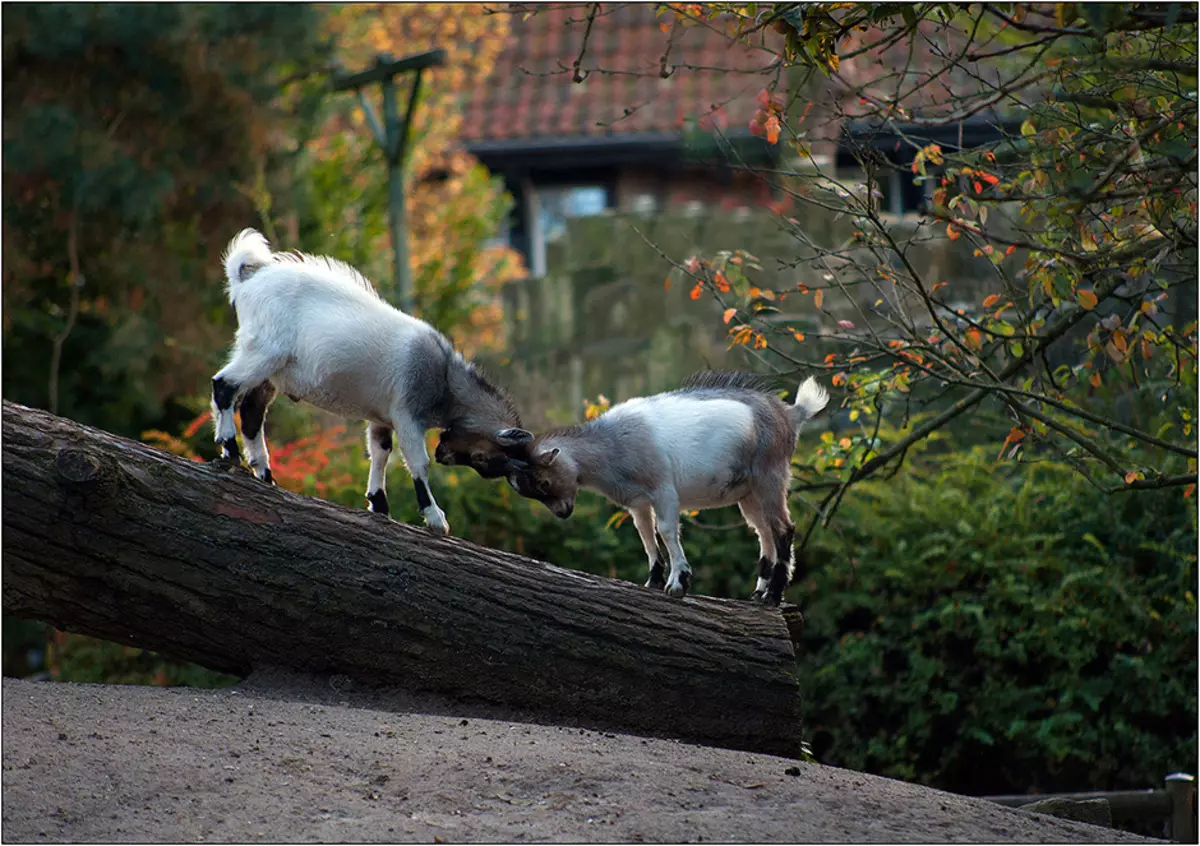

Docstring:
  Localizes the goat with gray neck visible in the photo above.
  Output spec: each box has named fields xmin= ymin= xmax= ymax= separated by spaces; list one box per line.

xmin=506 ymin=371 xmax=829 ymax=606
xmin=211 ymin=229 xmax=531 ymax=535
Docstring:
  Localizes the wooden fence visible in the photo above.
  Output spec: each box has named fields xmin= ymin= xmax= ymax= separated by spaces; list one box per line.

xmin=983 ymin=773 xmax=1196 ymax=842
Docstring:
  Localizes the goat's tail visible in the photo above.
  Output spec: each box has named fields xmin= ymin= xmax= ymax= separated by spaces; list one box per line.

xmin=789 ymin=376 xmax=829 ymax=428
xmin=222 ymin=228 xmax=274 ymax=300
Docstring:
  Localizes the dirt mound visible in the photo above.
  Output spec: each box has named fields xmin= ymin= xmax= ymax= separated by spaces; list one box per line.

xmin=1 ymin=675 xmax=1157 ymax=843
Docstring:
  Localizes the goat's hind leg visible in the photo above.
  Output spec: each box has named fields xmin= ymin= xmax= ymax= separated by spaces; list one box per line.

xmin=630 ymin=505 xmax=666 ymax=590
xmin=365 ymin=423 xmax=393 ymax=516
xmin=759 ymin=490 xmax=796 ymax=608
xmin=239 ymin=381 xmax=278 ymax=484
xmin=738 ymin=498 xmax=776 ymax=603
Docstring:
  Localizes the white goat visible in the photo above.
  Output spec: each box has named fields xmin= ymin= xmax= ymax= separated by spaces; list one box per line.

xmin=211 ymin=229 xmax=532 ymax=534
xmin=505 ymin=371 xmax=829 ymax=606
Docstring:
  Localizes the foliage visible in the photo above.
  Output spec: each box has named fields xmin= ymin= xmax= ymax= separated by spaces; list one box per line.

xmin=1 ymin=3 xmax=332 ymax=437
xmin=541 ymin=1 xmax=1198 ymax=555
xmin=800 ymin=442 xmax=1197 ymax=795
xmin=44 ymin=629 xmax=238 ymax=689
xmin=286 ymin=3 xmax=526 ymax=352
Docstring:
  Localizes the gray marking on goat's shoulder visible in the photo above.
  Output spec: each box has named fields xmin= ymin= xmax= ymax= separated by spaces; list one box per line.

xmin=401 ymin=332 xmax=454 ymax=430
xmin=440 ymin=335 xmax=523 ymax=431
xmin=563 ymin=414 xmax=664 ymax=506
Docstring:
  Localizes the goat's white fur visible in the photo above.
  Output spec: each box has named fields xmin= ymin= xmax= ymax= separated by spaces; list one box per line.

xmin=212 ymin=228 xmax=524 ymax=534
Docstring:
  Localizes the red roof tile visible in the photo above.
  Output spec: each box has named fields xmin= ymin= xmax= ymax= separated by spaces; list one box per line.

xmin=461 ymin=3 xmax=784 ymax=144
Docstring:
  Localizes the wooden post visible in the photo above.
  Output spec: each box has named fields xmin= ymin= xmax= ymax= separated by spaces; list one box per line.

xmin=1165 ymin=773 xmax=1196 ymax=843
xmin=332 ymin=49 xmax=445 ymax=314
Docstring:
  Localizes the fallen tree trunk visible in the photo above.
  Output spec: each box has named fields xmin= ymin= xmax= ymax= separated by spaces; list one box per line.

xmin=2 ymin=401 xmax=804 ymax=757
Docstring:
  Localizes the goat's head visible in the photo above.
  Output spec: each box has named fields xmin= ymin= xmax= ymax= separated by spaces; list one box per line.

xmin=505 ymin=445 xmax=576 ymax=519
xmin=435 ymin=426 xmax=533 ymax=479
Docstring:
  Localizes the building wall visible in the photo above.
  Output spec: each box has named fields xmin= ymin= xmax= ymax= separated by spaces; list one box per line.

xmin=481 ymin=205 xmax=989 ymax=428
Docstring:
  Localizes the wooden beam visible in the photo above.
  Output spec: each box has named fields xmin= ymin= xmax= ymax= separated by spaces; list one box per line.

xmin=330 ymin=50 xmax=446 ymax=92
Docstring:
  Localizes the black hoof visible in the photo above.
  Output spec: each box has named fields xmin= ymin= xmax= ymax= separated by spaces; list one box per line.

xmin=209 ymin=454 xmax=242 ymax=472
xmin=645 ymin=558 xmax=667 ymax=590
xmin=366 ymin=490 xmax=389 ymax=516
xmin=763 ymin=592 xmax=783 ymax=608
xmin=751 ymin=589 xmax=766 ymax=604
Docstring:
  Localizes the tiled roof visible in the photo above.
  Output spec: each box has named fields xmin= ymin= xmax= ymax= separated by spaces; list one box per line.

xmin=460 ymin=3 xmax=783 ymax=145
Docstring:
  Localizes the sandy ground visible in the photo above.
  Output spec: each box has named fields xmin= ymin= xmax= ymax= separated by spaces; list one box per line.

xmin=2 ymin=672 xmax=1158 ymax=844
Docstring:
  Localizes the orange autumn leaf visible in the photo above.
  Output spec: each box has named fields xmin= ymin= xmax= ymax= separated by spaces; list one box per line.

xmin=1185 ymin=484 xmax=1196 ymax=499
xmin=978 ymin=172 xmax=1000 ymax=185
xmin=722 ymin=307 xmax=737 ymax=324
xmin=813 ymin=289 xmax=824 ymax=309
xmin=793 ymin=331 xmax=805 ymax=342
xmin=1090 ymin=371 xmax=1102 ymax=387
xmin=983 ymin=294 xmax=1001 ymax=308
xmin=998 ymin=426 xmax=1026 ymax=458
xmin=965 ymin=328 xmax=983 ymax=351
xmin=689 ymin=283 xmax=703 ymax=300
xmin=1124 ymin=470 xmax=1144 ymax=484
xmin=831 ymin=372 xmax=847 ymax=387
xmin=947 ymin=224 xmax=961 ymax=241
xmin=764 ymin=114 xmax=781 ymax=144
xmin=1077 ymin=289 xmax=1099 ymax=310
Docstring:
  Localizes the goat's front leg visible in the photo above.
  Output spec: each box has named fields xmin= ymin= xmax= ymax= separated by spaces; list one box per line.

xmin=391 ymin=415 xmax=450 ymax=535
xmin=630 ymin=505 xmax=666 ymax=590
xmin=652 ymin=491 xmax=692 ymax=598
xmin=365 ymin=423 xmax=393 ymax=515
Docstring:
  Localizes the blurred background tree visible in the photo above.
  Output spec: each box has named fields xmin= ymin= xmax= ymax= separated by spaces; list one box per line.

xmin=2 ymin=3 xmax=332 ymax=437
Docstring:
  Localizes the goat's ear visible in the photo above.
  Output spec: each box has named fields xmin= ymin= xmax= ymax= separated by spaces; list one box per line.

xmin=537 ymin=447 xmax=561 ymax=467
xmin=495 ymin=427 xmax=533 ymax=448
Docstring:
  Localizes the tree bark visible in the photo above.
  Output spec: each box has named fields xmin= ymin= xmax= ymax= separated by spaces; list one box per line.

xmin=1 ymin=401 xmax=805 ymax=757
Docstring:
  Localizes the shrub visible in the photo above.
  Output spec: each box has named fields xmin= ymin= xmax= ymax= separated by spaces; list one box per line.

xmin=799 ymin=445 xmax=1197 ymax=795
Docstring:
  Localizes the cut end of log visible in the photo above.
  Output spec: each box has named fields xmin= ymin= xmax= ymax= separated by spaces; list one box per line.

xmin=780 ymin=604 xmax=804 ymax=646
